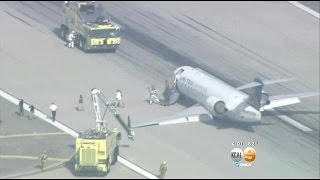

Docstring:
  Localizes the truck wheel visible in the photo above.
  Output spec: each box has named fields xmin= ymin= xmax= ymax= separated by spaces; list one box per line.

xmin=79 ymin=39 xmax=88 ymax=52
xmin=106 ymin=158 xmax=111 ymax=173
xmin=74 ymin=165 xmax=78 ymax=176
xmin=60 ymin=26 xmax=68 ymax=41
xmin=112 ymin=147 xmax=119 ymax=164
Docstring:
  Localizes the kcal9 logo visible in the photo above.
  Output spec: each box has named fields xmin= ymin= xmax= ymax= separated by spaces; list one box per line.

xmin=244 ymin=147 xmax=256 ymax=162
xmin=231 ymin=147 xmax=256 ymax=162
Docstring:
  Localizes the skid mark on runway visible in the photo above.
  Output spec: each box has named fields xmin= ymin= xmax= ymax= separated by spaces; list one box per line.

xmin=4 ymin=10 xmax=33 ymax=28
xmin=112 ymin=15 xmax=238 ymax=86
xmin=18 ymin=1 xmax=60 ymax=25
xmin=182 ymin=15 xmax=301 ymax=82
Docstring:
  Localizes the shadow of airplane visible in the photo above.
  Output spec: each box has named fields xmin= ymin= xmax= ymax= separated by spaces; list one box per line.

xmin=175 ymin=95 xmax=197 ymax=108
xmin=156 ymin=93 xmax=196 ymax=108
xmin=196 ymin=114 xmax=274 ymax=133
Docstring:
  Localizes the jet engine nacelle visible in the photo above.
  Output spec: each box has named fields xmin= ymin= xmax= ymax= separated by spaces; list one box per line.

xmin=206 ymin=96 xmax=228 ymax=114
xmin=260 ymin=91 xmax=270 ymax=107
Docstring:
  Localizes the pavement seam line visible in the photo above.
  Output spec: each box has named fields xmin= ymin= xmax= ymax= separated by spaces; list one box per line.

xmin=0 ymin=132 xmax=68 ymax=139
xmin=0 ymin=154 xmax=74 ymax=179
xmin=0 ymin=155 xmax=68 ymax=162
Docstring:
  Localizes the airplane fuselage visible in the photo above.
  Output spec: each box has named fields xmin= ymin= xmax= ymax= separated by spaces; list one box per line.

xmin=174 ymin=66 xmax=261 ymax=123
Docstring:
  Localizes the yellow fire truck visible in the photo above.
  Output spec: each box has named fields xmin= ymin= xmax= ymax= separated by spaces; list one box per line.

xmin=74 ymin=89 xmax=121 ymax=175
xmin=61 ymin=1 xmax=121 ymax=52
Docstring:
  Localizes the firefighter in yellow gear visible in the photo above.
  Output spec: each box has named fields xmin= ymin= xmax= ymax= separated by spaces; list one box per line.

xmin=39 ymin=150 xmax=48 ymax=172
xmin=159 ymin=161 xmax=167 ymax=179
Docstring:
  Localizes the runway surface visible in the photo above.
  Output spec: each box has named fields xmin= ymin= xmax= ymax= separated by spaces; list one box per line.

xmin=0 ymin=1 xmax=319 ymax=178
xmin=298 ymin=1 xmax=320 ymax=13
xmin=0 ymin=96 xmax=74 ymax=178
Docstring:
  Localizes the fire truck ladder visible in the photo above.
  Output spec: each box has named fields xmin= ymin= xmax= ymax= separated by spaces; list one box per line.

xmin=91 ymin=88 xmax=134 ymax=140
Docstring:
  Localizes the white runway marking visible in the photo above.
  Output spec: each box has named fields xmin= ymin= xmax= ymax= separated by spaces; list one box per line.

xmin=118 ymin=156 xmax=159 ymax=179
xmin=268 ymin=109 xmax=313 ymax=132
xmin=0 ymin=89 xmax=158 ymax=179
xmin=288 ymin=1 xmax=320 ymax=19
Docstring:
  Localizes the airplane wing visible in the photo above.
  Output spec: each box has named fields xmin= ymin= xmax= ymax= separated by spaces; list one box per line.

xmin=237 ymin=78 xmax=295 ymax=90
xmin=129 ymin=104 xmax=212 ymax=129
xmin=260 ymin=92 xmax=319 ymax=111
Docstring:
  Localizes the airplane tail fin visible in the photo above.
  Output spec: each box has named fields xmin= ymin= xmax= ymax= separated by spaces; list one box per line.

xmin=244 ymin=78 xmax=319 ymax=111
xmin=247 ymin=78 xmax=264 ymax=110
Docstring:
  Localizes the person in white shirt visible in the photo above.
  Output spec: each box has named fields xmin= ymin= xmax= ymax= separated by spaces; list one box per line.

xmin=115 ymin=90 xmax=122 ymax=107
xmin=67 ymin=31 xmax=75 ymax=48
xmin=49 ymin=102 xmax=57 ymax=122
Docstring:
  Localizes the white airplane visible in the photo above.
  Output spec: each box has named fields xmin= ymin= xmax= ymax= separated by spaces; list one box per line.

xmin=128 ymin=66 xmax=319 ymax=128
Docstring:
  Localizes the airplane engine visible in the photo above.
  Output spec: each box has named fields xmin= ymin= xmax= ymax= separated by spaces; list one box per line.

xmin=260 ymin=91 xmax=270 ymax=107
xmin=206 ymin=96 xmax=228 ymax=114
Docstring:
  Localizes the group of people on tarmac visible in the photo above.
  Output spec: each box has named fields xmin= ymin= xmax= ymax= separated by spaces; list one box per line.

xmin=64 ymin=31 xmax=169 ymax=107
xmin=60 ymin=29 xmax=172 ymax=110
xmin=75 ymin=85 xmax=165 ymax=112
xmin=76 ymin=90 xmax=124 ymax=111
xmin=149 ymin=80 xmax=172 ymax=106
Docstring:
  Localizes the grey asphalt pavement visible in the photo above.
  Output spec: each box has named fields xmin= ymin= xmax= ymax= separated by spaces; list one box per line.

xmin=299 ymin=1 xmax=320 ymax=13
xmin=0 ymin=1 xmax=319 ymax=179
xmin=0 ymin=96 xmax=74 ymax=178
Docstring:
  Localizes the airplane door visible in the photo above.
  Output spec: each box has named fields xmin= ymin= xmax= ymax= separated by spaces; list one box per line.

xmin=163 ymin=68 xmax=184 ymax=106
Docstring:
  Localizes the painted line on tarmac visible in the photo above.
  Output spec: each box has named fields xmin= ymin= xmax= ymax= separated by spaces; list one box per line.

xmin=0 ymin=132 xmax=68 ymax=139
xmin=288 ymin=1 xmax=319 ymax=19
xmin=118 ymin=156 xmax=159 ymax=179
xmin=0 ymin=155 xmax=73 ymax=179
xmin=268 ymin=109 xmax=313 ymax=132
xmin=0 ymin=89 xmax=79 ymax=138
xmin=0 ymin=88 xmax=158 ymax=179
xmin=0 ymin=155 xmax=68 ymax=162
